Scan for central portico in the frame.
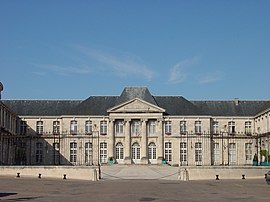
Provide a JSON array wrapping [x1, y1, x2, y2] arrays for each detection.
[[107, 87, 166, 164]]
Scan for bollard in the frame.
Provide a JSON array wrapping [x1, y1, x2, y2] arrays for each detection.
[[16, 173, 20, 178], [216, 175, 219, 180], [63, 174, 67, 180], [38, 173, 42, 179], [242, 174, 245, 180], [92, 169, 98, 181]]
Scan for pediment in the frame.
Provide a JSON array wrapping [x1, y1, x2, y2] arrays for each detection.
[[107, 98, 165, 113]]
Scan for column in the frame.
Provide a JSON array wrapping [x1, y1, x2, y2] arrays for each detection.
[[157, 119, 164, 164], [108, 119, 115, 160], [124, 119, 131, 164], [141, 119, 148, 164]]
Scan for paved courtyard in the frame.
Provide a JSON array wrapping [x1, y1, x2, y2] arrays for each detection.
[[0, 176, 270, 201]]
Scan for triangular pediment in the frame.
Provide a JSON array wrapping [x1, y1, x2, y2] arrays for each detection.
[[107, 98, 165, 113]]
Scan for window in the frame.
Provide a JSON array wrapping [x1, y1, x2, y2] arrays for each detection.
[[212, 143, 220, 165], [148, 120, 156, 136], [131, 120, 140, 136], [100, 142, 107, 163], [148, 142, 157, 160], [195, 142, 202, 163], [36, 142, 43, 163], [180, 121, 187, 135], [195, 121, 202, 134], [115, 120, 124, 136], [229, 143, 236, 164], [53, 143, 60, 164], [164, 142, 172, 162], [245, 143, 252, 163], [85, 142, 92, 165], [20, 121, 27, 135], [70, 142, 77, 163], [85, 120, 92, 134], [245, 121, 252, 135], [212, 121, 219, 134], [132, 143, 140, 160], [100, 121, 107, 135], [228, 121, 236, 135], [164, 121, 172, 135], [36, 121, 43, 135], [116, 142, 124, 160], [180, 142, 187, 163], [70, 120, 78, 134], [53, 121, 60, 135]]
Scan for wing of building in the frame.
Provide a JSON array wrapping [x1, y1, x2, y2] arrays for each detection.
[[1, 86, 270, 166]]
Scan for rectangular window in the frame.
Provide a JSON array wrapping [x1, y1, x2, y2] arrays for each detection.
[[20, 121, 27, 135], [195, 121, 202, 134], [148, 120, 156, 136], [212, 143, 220, 165], [229, 143, 236, 164], [53, 121, 60, 135], [245, 143, 252, 163], [212, 121, 219, 134], [70, 120, 78, 134], [131, 120, 140, 136], [180, 121, 187, 135], [195, 142, 202, 163], [115, 120, 124, 136], [85, 120, 92, 134], [164, 121, 172, 135], [100, 121, 107, 135], [228, 121, 236, 135], [70, 142, 77, 163], [53, 143, 60, 164], [245, 121, 252, 135], [36, 121, 43, 135], [100, 142, 107, 163], [85, 142, 92, 165], [36, 142, 43, 163], [164, 142, 172, 162], [180, 142, 187, 163]]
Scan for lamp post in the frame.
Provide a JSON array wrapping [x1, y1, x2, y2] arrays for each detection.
[[93, 124, 101, 179]]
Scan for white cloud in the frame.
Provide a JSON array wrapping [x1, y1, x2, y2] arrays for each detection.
[[198, 71, 222, 84], [168, 63, 187, 84], [168, 57, 199, 84], [34, 64, 91, 76], [76, 46, 155, 80]]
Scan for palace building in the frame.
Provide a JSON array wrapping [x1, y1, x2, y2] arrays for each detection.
[[1, 86, 270, 166]]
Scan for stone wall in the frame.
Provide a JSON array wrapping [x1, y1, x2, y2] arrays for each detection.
[[0, 166, 100, 181]]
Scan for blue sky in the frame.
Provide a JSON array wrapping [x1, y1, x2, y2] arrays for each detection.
[[1, 0, 270, 100]]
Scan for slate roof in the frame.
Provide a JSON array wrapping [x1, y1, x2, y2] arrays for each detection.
[[2, 100, 82, 116], [116, 86, 157, 106], [2, 87, 270, 117], [76, 96, 118, 115], [191, 100, 270, 116], [154, 96, 205, 116]]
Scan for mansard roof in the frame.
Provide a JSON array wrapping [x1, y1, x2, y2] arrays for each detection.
[[2, 100, 81, 116], [117, 86, 157, 106], [191, 100, 270, 116], [2, 87, 270, 117]]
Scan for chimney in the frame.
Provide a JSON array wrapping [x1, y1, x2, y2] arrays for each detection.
[[0, 82, 3, 100], [234, 98, 239, 106]]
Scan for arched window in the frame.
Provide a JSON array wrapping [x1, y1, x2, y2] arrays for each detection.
[[116, 142, 124, 160], [148, 142, 156, 160], [132, 143, 140, 161]]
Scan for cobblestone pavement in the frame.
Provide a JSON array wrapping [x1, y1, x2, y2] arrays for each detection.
[[0, 176, 270, 202]]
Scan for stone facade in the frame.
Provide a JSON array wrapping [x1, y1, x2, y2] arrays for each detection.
[[1, 87, 270, 166]]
